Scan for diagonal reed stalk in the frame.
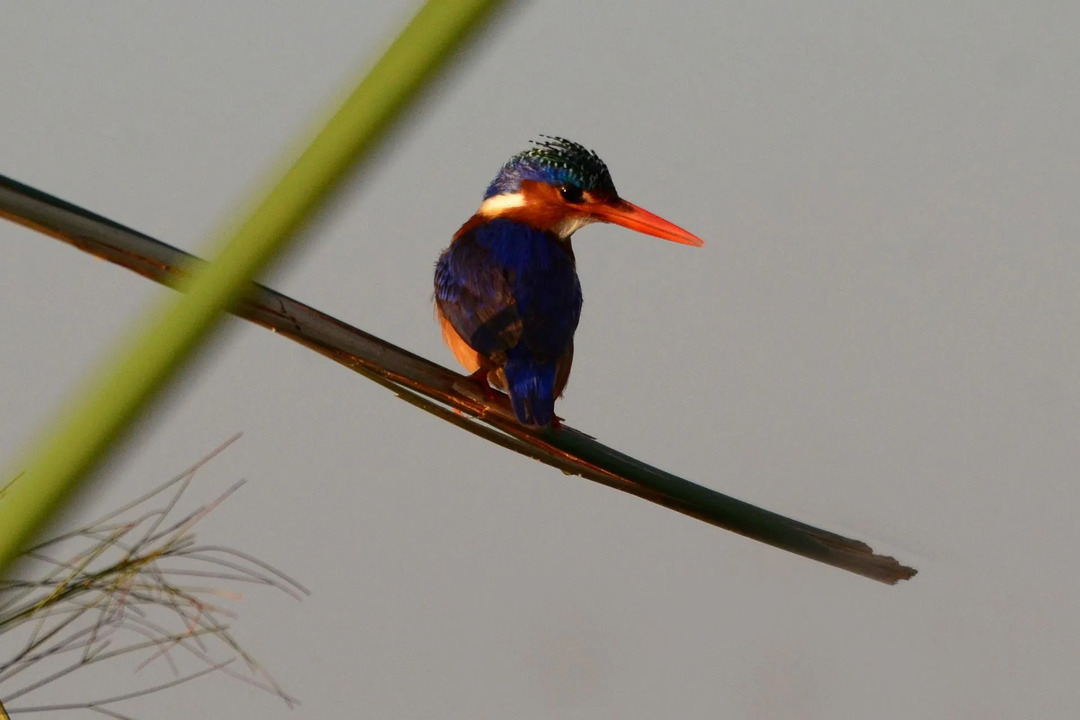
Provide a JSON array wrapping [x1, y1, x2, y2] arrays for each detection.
[[0, 174, 917, 585], [0, 0, 504, 575]]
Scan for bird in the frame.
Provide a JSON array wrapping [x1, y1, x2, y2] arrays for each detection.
[[434, 136, 703, 427]]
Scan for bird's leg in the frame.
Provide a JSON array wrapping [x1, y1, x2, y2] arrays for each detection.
[[449, 367, 503, 421], [464, 366, 501, 400]]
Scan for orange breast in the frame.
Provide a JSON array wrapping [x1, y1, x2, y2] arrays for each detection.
[[437, 307, 483, 373]]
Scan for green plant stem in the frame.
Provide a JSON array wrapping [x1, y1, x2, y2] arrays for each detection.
[[0, 0, 503, 575]]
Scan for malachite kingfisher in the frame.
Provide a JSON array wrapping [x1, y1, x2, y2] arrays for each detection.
[[434, 136, 703, 427]]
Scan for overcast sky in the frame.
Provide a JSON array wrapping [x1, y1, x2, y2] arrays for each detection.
[[2, 2, 1079, 717]]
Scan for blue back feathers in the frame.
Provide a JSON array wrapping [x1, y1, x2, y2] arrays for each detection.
[[484, 136, 618, 199], [435, 218, 582, 426]]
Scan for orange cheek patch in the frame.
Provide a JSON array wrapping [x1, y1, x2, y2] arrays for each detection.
[[504, 181, 582, 230]]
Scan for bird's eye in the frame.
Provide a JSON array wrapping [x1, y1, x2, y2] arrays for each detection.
[[559, 184, 585, 203]]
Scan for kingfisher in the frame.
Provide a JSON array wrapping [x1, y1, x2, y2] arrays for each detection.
[[434, 136, 703, 427]]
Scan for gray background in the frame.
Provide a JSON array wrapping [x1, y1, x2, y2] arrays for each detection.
[[2, 2, 1079, 717]]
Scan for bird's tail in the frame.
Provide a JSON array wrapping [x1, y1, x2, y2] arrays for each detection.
[[504, 352, 558, 427]]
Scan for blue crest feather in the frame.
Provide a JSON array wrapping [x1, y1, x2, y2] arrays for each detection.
[[484, 136, 617, 199]]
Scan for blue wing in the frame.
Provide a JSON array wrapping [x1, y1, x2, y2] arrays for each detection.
[[435, 218, 582, 425]]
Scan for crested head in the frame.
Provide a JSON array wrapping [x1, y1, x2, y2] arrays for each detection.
[[469, 135, 705, 247], [484, 136, 617, 200]]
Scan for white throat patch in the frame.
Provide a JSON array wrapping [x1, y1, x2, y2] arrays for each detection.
[[550, 214, 597, 240]]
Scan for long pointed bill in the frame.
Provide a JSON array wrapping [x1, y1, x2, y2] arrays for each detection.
[[590, 199, 704, 247]]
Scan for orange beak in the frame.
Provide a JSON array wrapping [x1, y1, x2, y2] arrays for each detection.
[[589, 198, 704, 247]]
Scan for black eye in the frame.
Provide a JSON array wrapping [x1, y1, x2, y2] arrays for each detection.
[[559, 184, 584, 203]]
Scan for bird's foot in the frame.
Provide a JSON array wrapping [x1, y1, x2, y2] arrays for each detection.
[[465, 368, 501, 400]]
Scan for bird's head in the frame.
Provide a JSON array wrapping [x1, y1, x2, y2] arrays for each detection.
[[477, 136, 704, 246]]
